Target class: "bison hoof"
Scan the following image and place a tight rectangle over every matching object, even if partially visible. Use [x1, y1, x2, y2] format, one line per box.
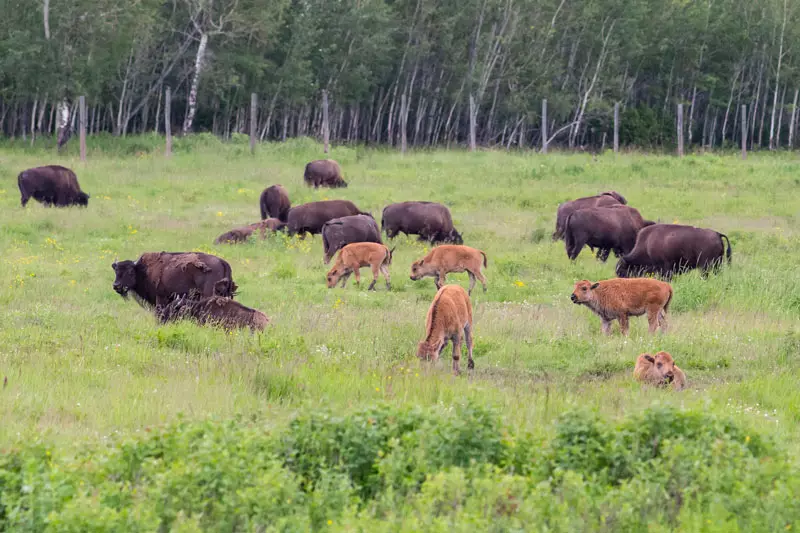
[467, 360, 475, 370]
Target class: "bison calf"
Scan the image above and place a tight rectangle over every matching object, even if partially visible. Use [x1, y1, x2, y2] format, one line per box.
[410, 245, 487, 295]
[570, 278, 673, 335]
[634, 351, 687, 391]
[165, 294, 269, 332]
[417, 284, 474, 375]
[326, 242, 393, 291]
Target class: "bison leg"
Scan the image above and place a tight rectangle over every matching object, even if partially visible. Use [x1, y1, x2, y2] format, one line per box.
[353, 267, 362, 287]
[474, 269, 488, 293]
[618, 315, 630, 336]
[467, 272, 476, 295]
[464, 322, 475, 370]
[655, 307, 669, 333]
[451, 334, 462, 376]
[380, 264, 391, 290]
[368, 264, 380, 291]
[436, 272, 447, 290]
[600, 318, 613, 335]
[596, 248, 611, 262]
[339, 272, 351, 288]
[20, 191, 30, 207]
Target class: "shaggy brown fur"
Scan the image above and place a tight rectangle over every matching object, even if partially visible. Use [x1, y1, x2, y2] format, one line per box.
[410, 245, 488, 295]
[286, 200, 368, 237]
[259, 184, 291, 221]
[326, 242, 393, 291]
[381, 201, 463, 244]
[18, 165, 90, 207]
[570, 278, 672, 335]
[322, 214, 382, 264]
[553, 191, 626, 241]
[634, 351, 687, 391]
[214, 219, 286, 244]
[304, 159, 347, 188]
[164, 294, 269, 332]
[417, 284, 474, 375]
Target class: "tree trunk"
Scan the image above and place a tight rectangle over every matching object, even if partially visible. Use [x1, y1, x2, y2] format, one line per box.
[183, 32, 208, 135]
[769, 0, 789, 150]
[789, 89, 799, 148]
[57, 98, 71, 151]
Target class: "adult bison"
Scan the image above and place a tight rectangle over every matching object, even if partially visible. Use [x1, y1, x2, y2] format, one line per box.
[286, 199, 368, 237]
[111, 252, 237, 321]
[259, 184, 291, 221]
[564, 205, 654, 261]
[616, 224, 732, 279]
[18, 165, 90, 207]
[322, 214, 382, 264]
[552, 191, 626, 241]
[304, 159, 347, 188]
[381, 201, 463, 244]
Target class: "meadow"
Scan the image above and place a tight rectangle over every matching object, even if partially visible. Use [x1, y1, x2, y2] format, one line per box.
[1, 134, 800, 531]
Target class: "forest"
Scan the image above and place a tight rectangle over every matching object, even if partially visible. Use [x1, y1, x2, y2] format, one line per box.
[1, 0, 799, 151]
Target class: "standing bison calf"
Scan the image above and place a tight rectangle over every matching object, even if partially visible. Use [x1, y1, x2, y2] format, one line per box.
[164, 294, 270, 332]
[417, 284, 474, 375]
[18, 165, 90, 207]
[326, 242, 393, 291]
[410, 245, 487, 295]
[304, 159, 347, 188]
[634, 351, 687, 391]
[570, 278, 673, 335]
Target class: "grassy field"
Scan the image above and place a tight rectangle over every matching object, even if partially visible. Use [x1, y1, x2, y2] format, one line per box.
[1, 135, 800, 530]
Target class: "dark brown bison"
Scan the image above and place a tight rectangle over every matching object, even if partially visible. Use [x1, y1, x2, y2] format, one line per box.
[322, 214, 382, 264]
[163, 294, 269, 332]
[214, 219, 286, 245]
[564, 205, 654, 261]
[18, 165, 90, 207]
[286, 200, 368, 237]
[381, 201, 463, 244]
[304, 159, 347, 188]
[111, 252, 237, 321]
[552, 191, 626, 241]
[616, 224, 732, 279]
[259, 184, 291, 221]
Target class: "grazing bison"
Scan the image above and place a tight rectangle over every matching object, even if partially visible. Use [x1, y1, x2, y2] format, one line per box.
[634, 351, 687, 391]
[111, 252, 237, 321]
[564, 205, 654, 261]
[322, 214, 382, 264]
[616, 224, 732, 279]
[570, 278, 672, 336]
[304, 159, 347, 188]
[163, 294, 269, 332]
[381, 201, 463, 244]
[552, 191, 626, 241]
[326, 242, 393, 291]
[417, 284, 474, 375]
[259, 184, 291, 221]
[286, 200, 368, 237]
[214, 219, 286, 245]
[18, 165, 90, 207]
[410, 245, 487, 295]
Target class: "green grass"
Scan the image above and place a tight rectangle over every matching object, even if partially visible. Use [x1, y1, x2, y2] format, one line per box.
[1, 136, 800, 530]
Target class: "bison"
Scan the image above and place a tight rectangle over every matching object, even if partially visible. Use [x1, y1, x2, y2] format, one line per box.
[18, 165, 90, 207]
[214, 219, 286, 245]
[552, 191, 626, 241]
[163, 294, 269, 332]
[286, 200, 368, 237]
[259, 184, 291, 221]
[634, 351, 687, 391]
[564, 205, 654, 261]
[111, 252, 237, 322]
[417, 284, 475, 376]
[570, 278, 672, 335]
[304, 159, 347, 188]
[322, 214, 382, 264]
[410, 245, 487, 295]
[326, 242, 393, 291]
[615, 224, 732, 279]
[381, 201, 463, 244]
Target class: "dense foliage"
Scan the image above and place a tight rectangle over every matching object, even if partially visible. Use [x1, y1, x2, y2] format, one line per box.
[2, 0, 800, 150]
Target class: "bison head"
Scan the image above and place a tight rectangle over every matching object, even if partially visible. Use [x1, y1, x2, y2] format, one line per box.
[570, 280, 600, 304]
[409, 259, 431, 281]
[111, 260, 137, 297]
[326, 265, 348, 288]
[446, 229, 463, 245]
[417, 339, 444, 362]
[75, 192, 90, 206]
[652, 351, 677, 384]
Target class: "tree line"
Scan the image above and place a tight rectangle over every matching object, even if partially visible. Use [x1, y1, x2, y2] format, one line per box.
[1, 0, 799, 151]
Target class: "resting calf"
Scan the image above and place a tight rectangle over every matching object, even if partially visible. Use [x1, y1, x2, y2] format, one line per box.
[633, 351, 686, 391]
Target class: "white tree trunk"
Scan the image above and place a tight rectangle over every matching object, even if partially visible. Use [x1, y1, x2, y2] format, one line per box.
[43, 0, 50, 39]
[57, 98, 71, 150]
[789, 89, 799, 148]
[769, 0, 788, 150]
[183, 32, 208, 135]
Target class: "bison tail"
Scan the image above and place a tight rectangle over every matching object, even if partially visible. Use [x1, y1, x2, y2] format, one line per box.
[480, 251, 487, 268]
[260, 203, 268, 221]
[387, 246, 396, 265]
[664, 285, 673, 314]
[719, 233, 732, 265]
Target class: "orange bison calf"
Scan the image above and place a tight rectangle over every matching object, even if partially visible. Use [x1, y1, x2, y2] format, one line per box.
[326, 242, 393, 291]
[417, 284, 474, 375]
[570, 278, 673, 335]
[410, 245, 488, 295]
[634, 351, 687, 391]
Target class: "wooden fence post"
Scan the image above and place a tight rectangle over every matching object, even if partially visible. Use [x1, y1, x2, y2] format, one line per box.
[741, 104, 747, 160]
[541, 99, 548, 153]
[613, 102, 619, 153]
[165, 87, 172, 158]
[250, 92, 257, 155]
[677, 103, 684, 157]
[322, 89, 330, 154]
[79, 95, 87, 162]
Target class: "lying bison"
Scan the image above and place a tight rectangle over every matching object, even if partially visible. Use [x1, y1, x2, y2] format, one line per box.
[304, 159, 347, 188]
[616, 224, 732, 279]
[259, 184, 291, 221]
[163, 294, 269, 332]
[564, 205, 654, 261]
[553, 191, 626, 241]
[381, 201, 462, 244]
[286, 200, 368, 237]
[111, 252, 237, 321]
[322, 214, 382, 264]
[18, 165, 90, 207]
[634, 351, 687, 391]
[215, 219, 286, 244]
